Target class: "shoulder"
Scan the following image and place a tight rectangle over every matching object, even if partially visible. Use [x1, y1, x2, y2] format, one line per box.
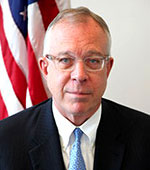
[102, 98, 150, 140]
[102, 98, 150, 164]
[102, 98, 150, 121]
[0, 99, 52, 138]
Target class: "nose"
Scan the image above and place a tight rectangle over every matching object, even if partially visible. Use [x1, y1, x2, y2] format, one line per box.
[70, 61, 88, 83]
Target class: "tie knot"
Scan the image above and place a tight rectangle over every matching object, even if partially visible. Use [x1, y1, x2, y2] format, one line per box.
[74, 128, 83, 141]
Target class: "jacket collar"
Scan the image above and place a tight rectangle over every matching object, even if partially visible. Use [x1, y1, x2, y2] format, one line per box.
[93, 99, 132, 170]
[28, 99, 65, 170]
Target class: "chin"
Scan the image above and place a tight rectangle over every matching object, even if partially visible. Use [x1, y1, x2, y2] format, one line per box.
[69, 103, 91, 116]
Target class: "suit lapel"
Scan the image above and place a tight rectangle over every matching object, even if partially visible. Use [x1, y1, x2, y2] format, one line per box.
[29, 138, 65, 170]
[27, 98, 133, 170]
[28, 99, 65, 170]
[94, 99, 126, 170]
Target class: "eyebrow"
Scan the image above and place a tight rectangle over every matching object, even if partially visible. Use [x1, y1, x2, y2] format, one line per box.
[57, 50, 108, 57]
[85, 50, 105, 57]
[57, 51, 74, 56]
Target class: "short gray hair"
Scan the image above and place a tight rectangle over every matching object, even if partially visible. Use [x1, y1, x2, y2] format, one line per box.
[43, 7, 111, 55]
[49, 7, 110, 34]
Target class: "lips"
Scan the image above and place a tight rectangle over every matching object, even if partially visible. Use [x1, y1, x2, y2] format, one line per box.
[64, 85, 93, 96]
[67, 91, 91, 95]
[65, 88, 92, 95]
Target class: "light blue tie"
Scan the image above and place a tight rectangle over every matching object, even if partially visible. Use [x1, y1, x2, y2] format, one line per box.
[69, 128, 86, 170]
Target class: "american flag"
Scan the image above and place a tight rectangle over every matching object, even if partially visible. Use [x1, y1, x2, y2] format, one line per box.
[0, 0, 70, 120]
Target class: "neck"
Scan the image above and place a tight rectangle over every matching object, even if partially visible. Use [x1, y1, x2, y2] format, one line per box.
[53, 99, 101, 126]
[60, 105, 100, 126]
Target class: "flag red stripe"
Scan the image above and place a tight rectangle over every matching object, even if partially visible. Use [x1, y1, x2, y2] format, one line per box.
[0, 92, 8, 120]
[27, 36, 48, 105]
[0, 6, 27, 108]
[38, 0, 59, 29]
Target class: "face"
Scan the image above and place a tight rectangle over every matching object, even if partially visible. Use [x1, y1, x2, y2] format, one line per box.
[39, 18, 113, 125]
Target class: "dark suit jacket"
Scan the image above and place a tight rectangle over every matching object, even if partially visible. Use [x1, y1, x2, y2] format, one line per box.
[0, 98, 150, 170]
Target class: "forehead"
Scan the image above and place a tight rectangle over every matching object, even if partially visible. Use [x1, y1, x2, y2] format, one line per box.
[43, 18, 109, 56]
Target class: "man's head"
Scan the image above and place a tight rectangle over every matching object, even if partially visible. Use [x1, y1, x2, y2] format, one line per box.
[43, 7, 111, 56]
[39, 7, 113, 125]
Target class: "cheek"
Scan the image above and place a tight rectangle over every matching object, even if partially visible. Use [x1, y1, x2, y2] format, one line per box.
[93, 72, 108, 95]
[46, 70, 70, 95]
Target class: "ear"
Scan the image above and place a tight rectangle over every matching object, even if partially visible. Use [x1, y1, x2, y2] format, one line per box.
[39, 57, 49, 79]
[106, 57, 114, 77]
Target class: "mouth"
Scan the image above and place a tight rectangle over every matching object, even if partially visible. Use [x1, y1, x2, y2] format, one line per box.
[65, 90, 92, 97]
[64, 89, 93, 102]
[67, 91, 91, 95]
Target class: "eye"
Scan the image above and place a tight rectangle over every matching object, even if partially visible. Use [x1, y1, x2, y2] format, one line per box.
[86, 57, 102, 64]
[56, 56, 74, 69]
[58, 57, 73, 64]
[89, 58, 100, 63]
[85, 57, 103, 70]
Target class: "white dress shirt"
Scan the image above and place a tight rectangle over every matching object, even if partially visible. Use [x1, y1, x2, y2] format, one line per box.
[53, 101, 102, 170]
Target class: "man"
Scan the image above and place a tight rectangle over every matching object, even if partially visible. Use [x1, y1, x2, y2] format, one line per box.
[0, 7, 150, 170]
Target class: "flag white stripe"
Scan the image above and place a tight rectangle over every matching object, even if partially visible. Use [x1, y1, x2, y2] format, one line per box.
[26, 88, 33, 108]
[55, 0, 70, 11]
[1, 0, 28, 78]
[0, 46, 24, 116]
[28, 2, 45, 59]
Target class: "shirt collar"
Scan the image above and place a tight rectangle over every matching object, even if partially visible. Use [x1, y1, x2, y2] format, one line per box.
[80, 106, 101, 144]
[53, 101, 102, 149]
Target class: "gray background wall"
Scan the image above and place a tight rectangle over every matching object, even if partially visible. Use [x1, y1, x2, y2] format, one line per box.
[71, 0, 150, 113]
